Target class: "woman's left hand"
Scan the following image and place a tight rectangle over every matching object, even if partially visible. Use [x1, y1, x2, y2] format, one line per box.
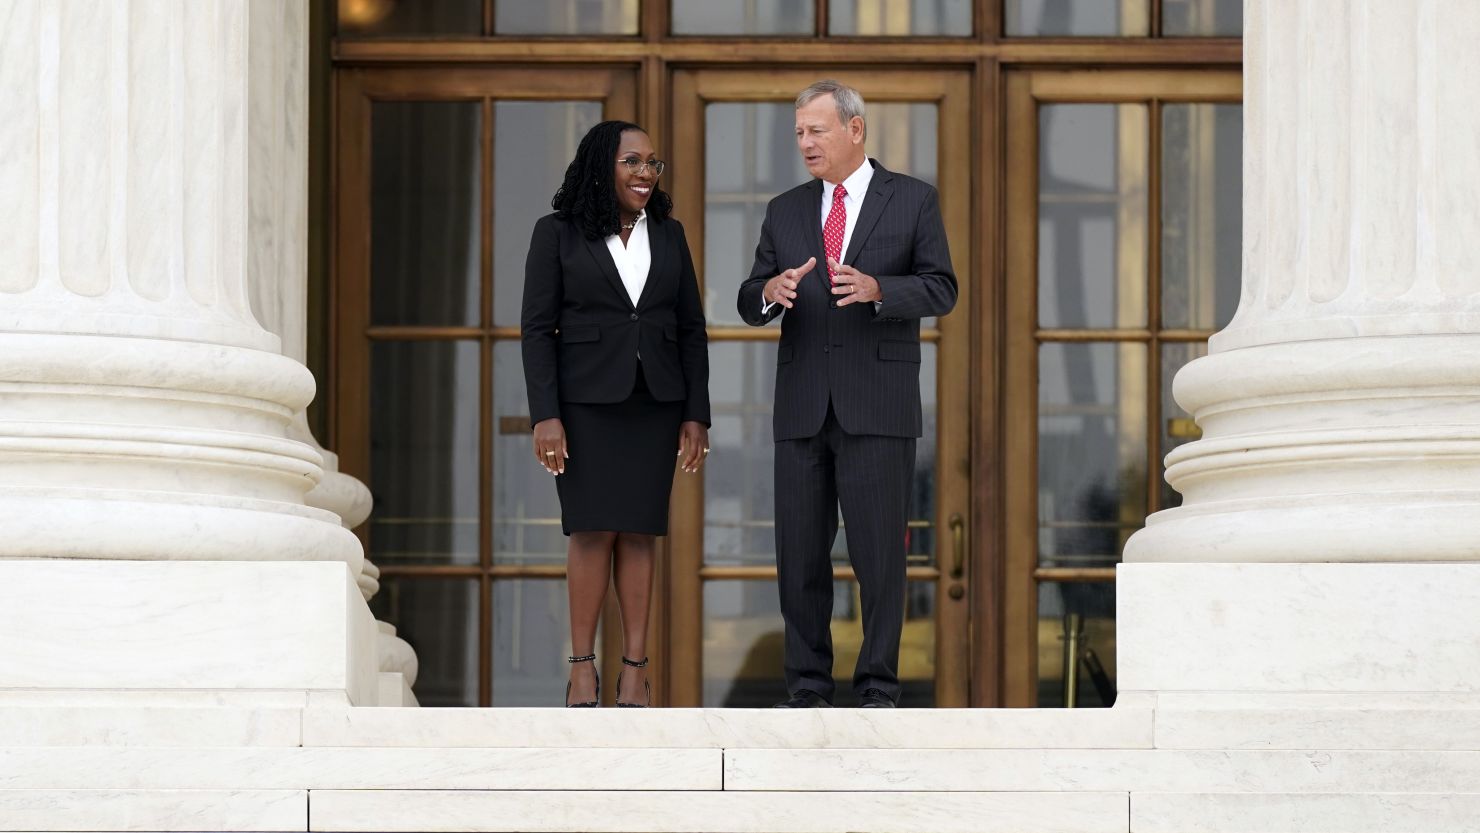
[678, 421, 710, 474]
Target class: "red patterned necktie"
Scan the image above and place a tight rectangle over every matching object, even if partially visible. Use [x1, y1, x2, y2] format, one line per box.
[823, 183, 848, 284]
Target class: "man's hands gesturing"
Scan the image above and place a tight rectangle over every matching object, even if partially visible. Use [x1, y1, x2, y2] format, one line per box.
[763, 257, 817, 309]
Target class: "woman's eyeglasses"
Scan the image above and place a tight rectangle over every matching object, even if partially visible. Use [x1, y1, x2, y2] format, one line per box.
[618, 157, 665, 177]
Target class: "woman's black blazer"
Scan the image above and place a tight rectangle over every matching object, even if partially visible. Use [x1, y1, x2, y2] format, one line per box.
[521, 212, 710, 427]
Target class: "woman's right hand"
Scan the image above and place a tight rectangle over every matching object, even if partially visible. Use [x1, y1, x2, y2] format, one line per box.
[533, 418, 568, 475]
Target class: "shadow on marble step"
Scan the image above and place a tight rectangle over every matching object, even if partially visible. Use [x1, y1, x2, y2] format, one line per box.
[307, 789, 1130, 833]
[301, 706, 1155, 749]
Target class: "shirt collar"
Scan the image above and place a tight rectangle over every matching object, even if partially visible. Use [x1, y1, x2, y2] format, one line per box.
[609, 209, 647, 241]
[824, 157, 874, 202]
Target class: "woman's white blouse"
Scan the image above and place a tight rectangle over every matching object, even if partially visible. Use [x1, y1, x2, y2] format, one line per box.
[604, 210, 650, 307]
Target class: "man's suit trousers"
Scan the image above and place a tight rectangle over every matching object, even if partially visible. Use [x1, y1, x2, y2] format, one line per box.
[774, 403, 915, 703]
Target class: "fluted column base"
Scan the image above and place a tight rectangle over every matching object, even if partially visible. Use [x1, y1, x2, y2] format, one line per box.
[0, 332, 360, 568]
[1127, 334, 1480, 565]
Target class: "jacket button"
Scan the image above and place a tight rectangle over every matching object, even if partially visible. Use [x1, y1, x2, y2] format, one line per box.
[630, 313, 639, 321]
[823, 345, 830, 353]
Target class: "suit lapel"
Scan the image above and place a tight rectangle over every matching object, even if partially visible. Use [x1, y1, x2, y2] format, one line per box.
[583, 233, 634, 311]
[842, 161, 895, 266]
[634, 218, 666, 311]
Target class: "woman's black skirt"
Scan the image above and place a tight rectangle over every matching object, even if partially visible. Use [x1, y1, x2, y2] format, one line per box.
[555, 365, 682, 536]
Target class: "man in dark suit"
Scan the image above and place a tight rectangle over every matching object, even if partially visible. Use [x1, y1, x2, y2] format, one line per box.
[737, 80, 958, 708]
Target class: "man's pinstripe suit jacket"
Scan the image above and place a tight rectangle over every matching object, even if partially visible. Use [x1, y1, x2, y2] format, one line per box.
[737, 160, 959, 442]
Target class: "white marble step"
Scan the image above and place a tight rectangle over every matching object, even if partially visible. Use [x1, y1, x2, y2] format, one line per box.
[0, 747, 719, 791]
[307, 789, 1129, 833]
[1131, 792, 1480, 833]
[0, 706, 303, 747]
[10, 696, 1479, 751]
[0, 788, 304, 832]
[8, 745, 1476, 795]
[723, 748, 1480, 793]
[302, 705, 1155, 749]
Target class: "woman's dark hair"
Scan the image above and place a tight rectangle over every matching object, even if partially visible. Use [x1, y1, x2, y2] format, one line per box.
[552, 120, 673, 239]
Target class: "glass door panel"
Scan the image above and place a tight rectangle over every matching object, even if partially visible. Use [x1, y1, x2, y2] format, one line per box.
[670, 0, 816, 35]
[1160, 103, 1242, 332]
[369, 340, 481, 566]
[1005, 0, 1150, 37]
[828, 0, 972, 36]
[1037, 341, 1148, 571]
[337, 0, 482, 37]
[1162, 0, 1242, 37]
[370, 101, 482, 328]
[495, 0, 638, 35]
[1038, 103, 1148, 331]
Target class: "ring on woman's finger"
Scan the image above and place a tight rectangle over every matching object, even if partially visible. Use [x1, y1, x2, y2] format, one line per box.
[544, 450, 556, 457]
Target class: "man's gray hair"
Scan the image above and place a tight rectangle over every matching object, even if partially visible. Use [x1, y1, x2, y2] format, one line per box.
[796, 80, 866, 139]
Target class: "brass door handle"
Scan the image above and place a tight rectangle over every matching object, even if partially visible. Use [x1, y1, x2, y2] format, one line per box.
[948, 513, 965, 579]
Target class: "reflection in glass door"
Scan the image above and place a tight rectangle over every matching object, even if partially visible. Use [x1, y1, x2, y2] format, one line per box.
[334, 68, 636, 706]
[669, 70, 973, 708]
[1003, 70, 1242, 707]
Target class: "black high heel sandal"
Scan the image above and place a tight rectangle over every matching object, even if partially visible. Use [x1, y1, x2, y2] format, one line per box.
[615, 656, 650, 708]
[565, 654, 600, 708]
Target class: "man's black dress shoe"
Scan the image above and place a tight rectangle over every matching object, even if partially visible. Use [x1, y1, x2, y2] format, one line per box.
[858, 688, 896, 708]
[773, 689, 832, 708]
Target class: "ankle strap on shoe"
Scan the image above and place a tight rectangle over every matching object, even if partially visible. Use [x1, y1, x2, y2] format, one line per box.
[621, 656, 649, 668]
[568, 654, 596, 664]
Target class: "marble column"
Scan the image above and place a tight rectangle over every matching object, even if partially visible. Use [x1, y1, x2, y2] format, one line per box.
[1120, 0, 1480, 699]
[0, 0, 375, 704]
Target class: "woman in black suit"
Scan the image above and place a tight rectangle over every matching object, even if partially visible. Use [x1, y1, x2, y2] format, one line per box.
[522, 121, 710, 708]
